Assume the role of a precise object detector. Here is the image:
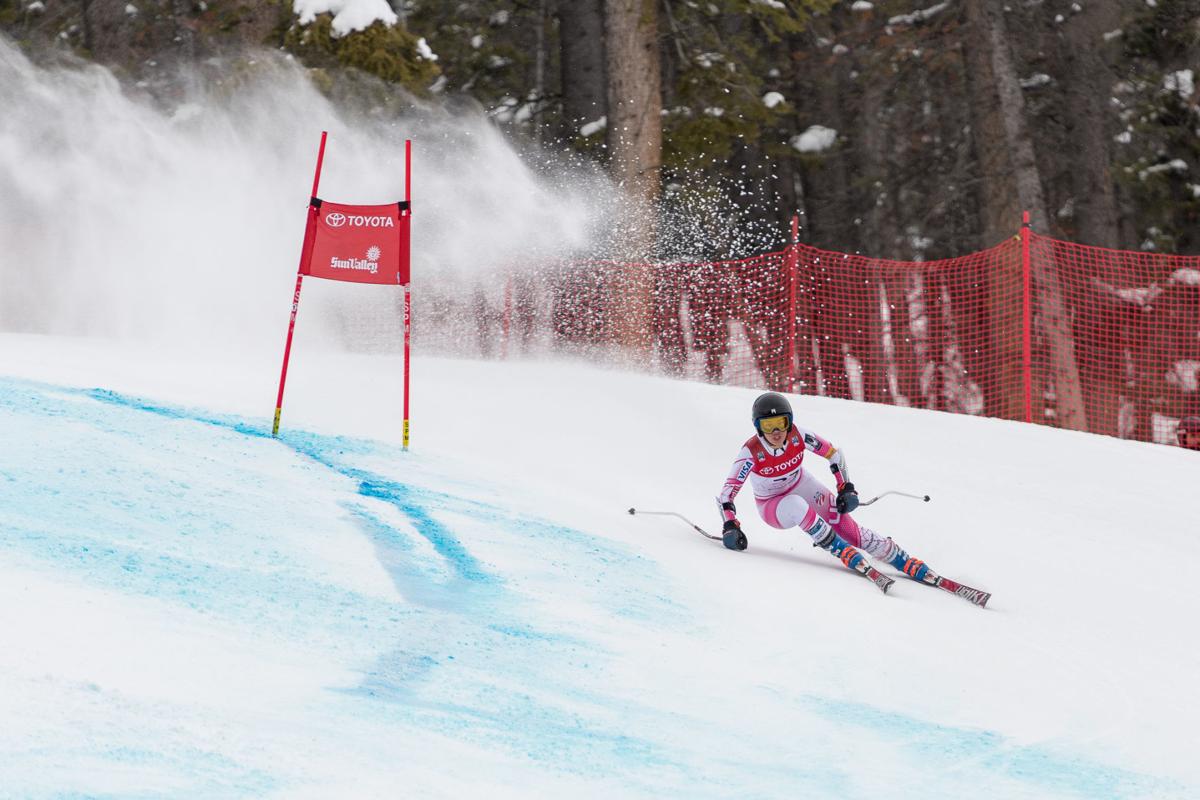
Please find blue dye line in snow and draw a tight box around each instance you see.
[8,377,1175,797]
[806,695,1186,799]
[35,381,684,778]
[82,387,497,585]
[81,385,666,615]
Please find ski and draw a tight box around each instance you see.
[858,563,895,594]
[921,572,990,608]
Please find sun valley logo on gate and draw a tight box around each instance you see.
[330,245,383,275]
[324,211,395,228]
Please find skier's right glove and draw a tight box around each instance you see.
[836,482,859,514]
[722,519,748,551]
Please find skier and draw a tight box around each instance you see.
[1179,415,1200,451]
[717,391,941,589]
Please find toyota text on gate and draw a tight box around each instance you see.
[325,212,395,228]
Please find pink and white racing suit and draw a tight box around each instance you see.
[717,424,900,560]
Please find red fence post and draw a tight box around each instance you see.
[1021,210,1033,424]
[787,214,799,393]
[273,131,328,437]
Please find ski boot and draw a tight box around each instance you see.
[885,544,936,584]
[808,520,865,569]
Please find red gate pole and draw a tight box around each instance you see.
[1021,210,1033,424]
[273,131,328,437]
[402,138,412,451]
[787,214,799,393]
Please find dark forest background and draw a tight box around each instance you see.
[4,0,1199,261]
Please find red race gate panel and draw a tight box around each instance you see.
[300,199,411,285]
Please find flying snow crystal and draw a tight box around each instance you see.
[1020,73,1052,90]
[489,9,510,25]
[293,0,398,37]
[704,107,725,117]
[851,1,874,10]
[888,2,949,26]
[124,4,137,15]
[416,37,438,61]
[25,1,45,13]
[471,35,484,49]
[580,117,606,137]
[751,0,786,8]
[1165,69,1195,102]
[790,125,838,153]
[491,96,518,123]
[1115,130,1132,144]
[762,92,785,109]
[1103,29,1124,42]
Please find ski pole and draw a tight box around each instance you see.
[627,508,721,540]
[859,490,930,507]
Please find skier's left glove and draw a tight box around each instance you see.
[722,519,748,551]
[836,482,859,514]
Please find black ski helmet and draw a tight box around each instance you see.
[1178,415,1200,448]
[752,392,793,434]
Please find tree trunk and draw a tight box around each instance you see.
[962,23,1023,421]
[604,0,661,350]
[1059,0,1121,248]
[559,0,606,135]
[964,0,1088,431]
[1057,0,1124,434]
[859,61,898,405]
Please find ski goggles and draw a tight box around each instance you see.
[756,414,791,434]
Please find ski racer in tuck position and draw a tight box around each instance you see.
[718,392,987,604]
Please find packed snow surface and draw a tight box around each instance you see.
[2,334,1199,799]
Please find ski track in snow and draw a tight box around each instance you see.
[0,376,1188,798]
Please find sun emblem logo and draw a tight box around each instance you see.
[366,245,381,262]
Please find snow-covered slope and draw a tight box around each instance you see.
[2,333,1197,799]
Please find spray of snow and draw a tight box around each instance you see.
[0,36,618,355]
[579,117,606,137]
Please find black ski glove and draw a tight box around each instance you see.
[722,518,748,551]
[836,482,859,514]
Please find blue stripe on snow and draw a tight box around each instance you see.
[1,377,1183,799]
[806,696,1186,799]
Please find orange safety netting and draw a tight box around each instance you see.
[463,226,1200,446]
